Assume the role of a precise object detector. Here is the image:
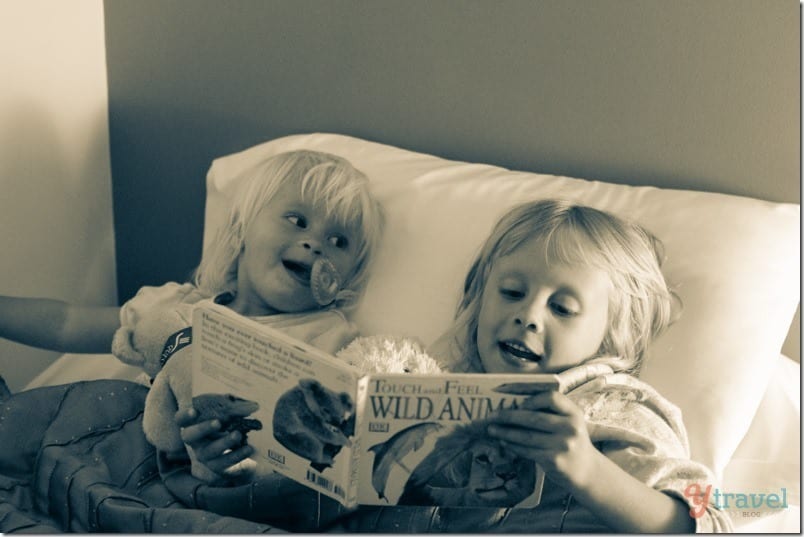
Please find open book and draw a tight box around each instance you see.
[191,301,562,509]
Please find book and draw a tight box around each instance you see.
[191,301,562,509]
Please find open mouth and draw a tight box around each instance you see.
[282,260,312,286]
[499,340,542,363]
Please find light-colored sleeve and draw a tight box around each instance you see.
[569,374,735,533]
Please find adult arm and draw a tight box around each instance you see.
[0,295,120,353]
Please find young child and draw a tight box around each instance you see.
[424,199,730,532]
[0,149,383,383]
[182,199,733,532]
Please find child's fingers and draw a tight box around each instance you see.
[201,443,256,475]
[518,390,575,414]
[174,407,199,427]
[180,419,222,445]
[193,429,246,462]
[487,423,556,447]
[489,402,584,437]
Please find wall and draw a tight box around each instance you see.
[0,0,116,391]
[103,1,799,356]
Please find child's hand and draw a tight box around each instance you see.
[175,407,256,479]
[486,391,599,492]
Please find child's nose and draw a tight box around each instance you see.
[301,240,322,256]
[514,305,543,332]
[514,317,541,332]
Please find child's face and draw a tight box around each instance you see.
[476,237,611,374]
[234,182,360,315]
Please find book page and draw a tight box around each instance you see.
[191,302,361,506]
[354,373,560,508]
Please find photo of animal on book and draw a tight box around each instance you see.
[191,301,559,508]
[272,378,356,472]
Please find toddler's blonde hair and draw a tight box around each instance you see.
[193,150,384,310]
[445,199,677,375]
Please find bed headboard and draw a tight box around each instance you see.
[103,1,799,354]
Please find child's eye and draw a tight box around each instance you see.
[328,235,349,249]
[550,302,577,317]
[286,214,307,229]
[500,288,525,300]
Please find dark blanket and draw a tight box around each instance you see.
[0,380,293,533]
[0,380,609,533]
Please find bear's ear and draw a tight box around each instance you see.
[298,378,324,414]
[111,326,147,368]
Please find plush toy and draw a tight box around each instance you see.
[111,302,196,380]
[112,303,260,483]
[112,303,197,459]
[335,334,444,376]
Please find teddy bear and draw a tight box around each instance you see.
[112,303,261,482]
[112,303,197,455]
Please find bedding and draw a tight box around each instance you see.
[12,133,801,532]
[0,379,338,533]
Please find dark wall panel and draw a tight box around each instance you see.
[104,0,799,303]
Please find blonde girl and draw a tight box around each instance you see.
[427,199,730,532]
[341,199,732,533]
[0,149,383,371]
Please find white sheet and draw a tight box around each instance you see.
[722,353,800,532]
[26,352,145,388]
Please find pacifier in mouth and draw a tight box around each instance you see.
[310,258,342,306]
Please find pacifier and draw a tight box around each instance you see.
[310,258,342,306]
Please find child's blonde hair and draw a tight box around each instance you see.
[193,150,384,310]
[446,199,677,375]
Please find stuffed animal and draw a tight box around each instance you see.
[112,303,196,452]
[111,302,195,379]
[335,334,444,376]
[112,303,260,482]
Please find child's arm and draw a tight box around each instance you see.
[487,391,695,533]
[0,295,120,353]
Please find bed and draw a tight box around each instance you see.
[21,133,800,532]
[3,1,799,532]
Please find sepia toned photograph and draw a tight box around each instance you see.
[0,0,798,533]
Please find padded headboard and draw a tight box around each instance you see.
[103,1,799,352]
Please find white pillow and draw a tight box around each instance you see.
[204,133,800,478]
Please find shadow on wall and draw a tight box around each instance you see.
[107,101,296,303]
[0,99,116,392]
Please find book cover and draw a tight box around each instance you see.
[191,302,560,509]
[353,373,556,508]
[191,302,362,505]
